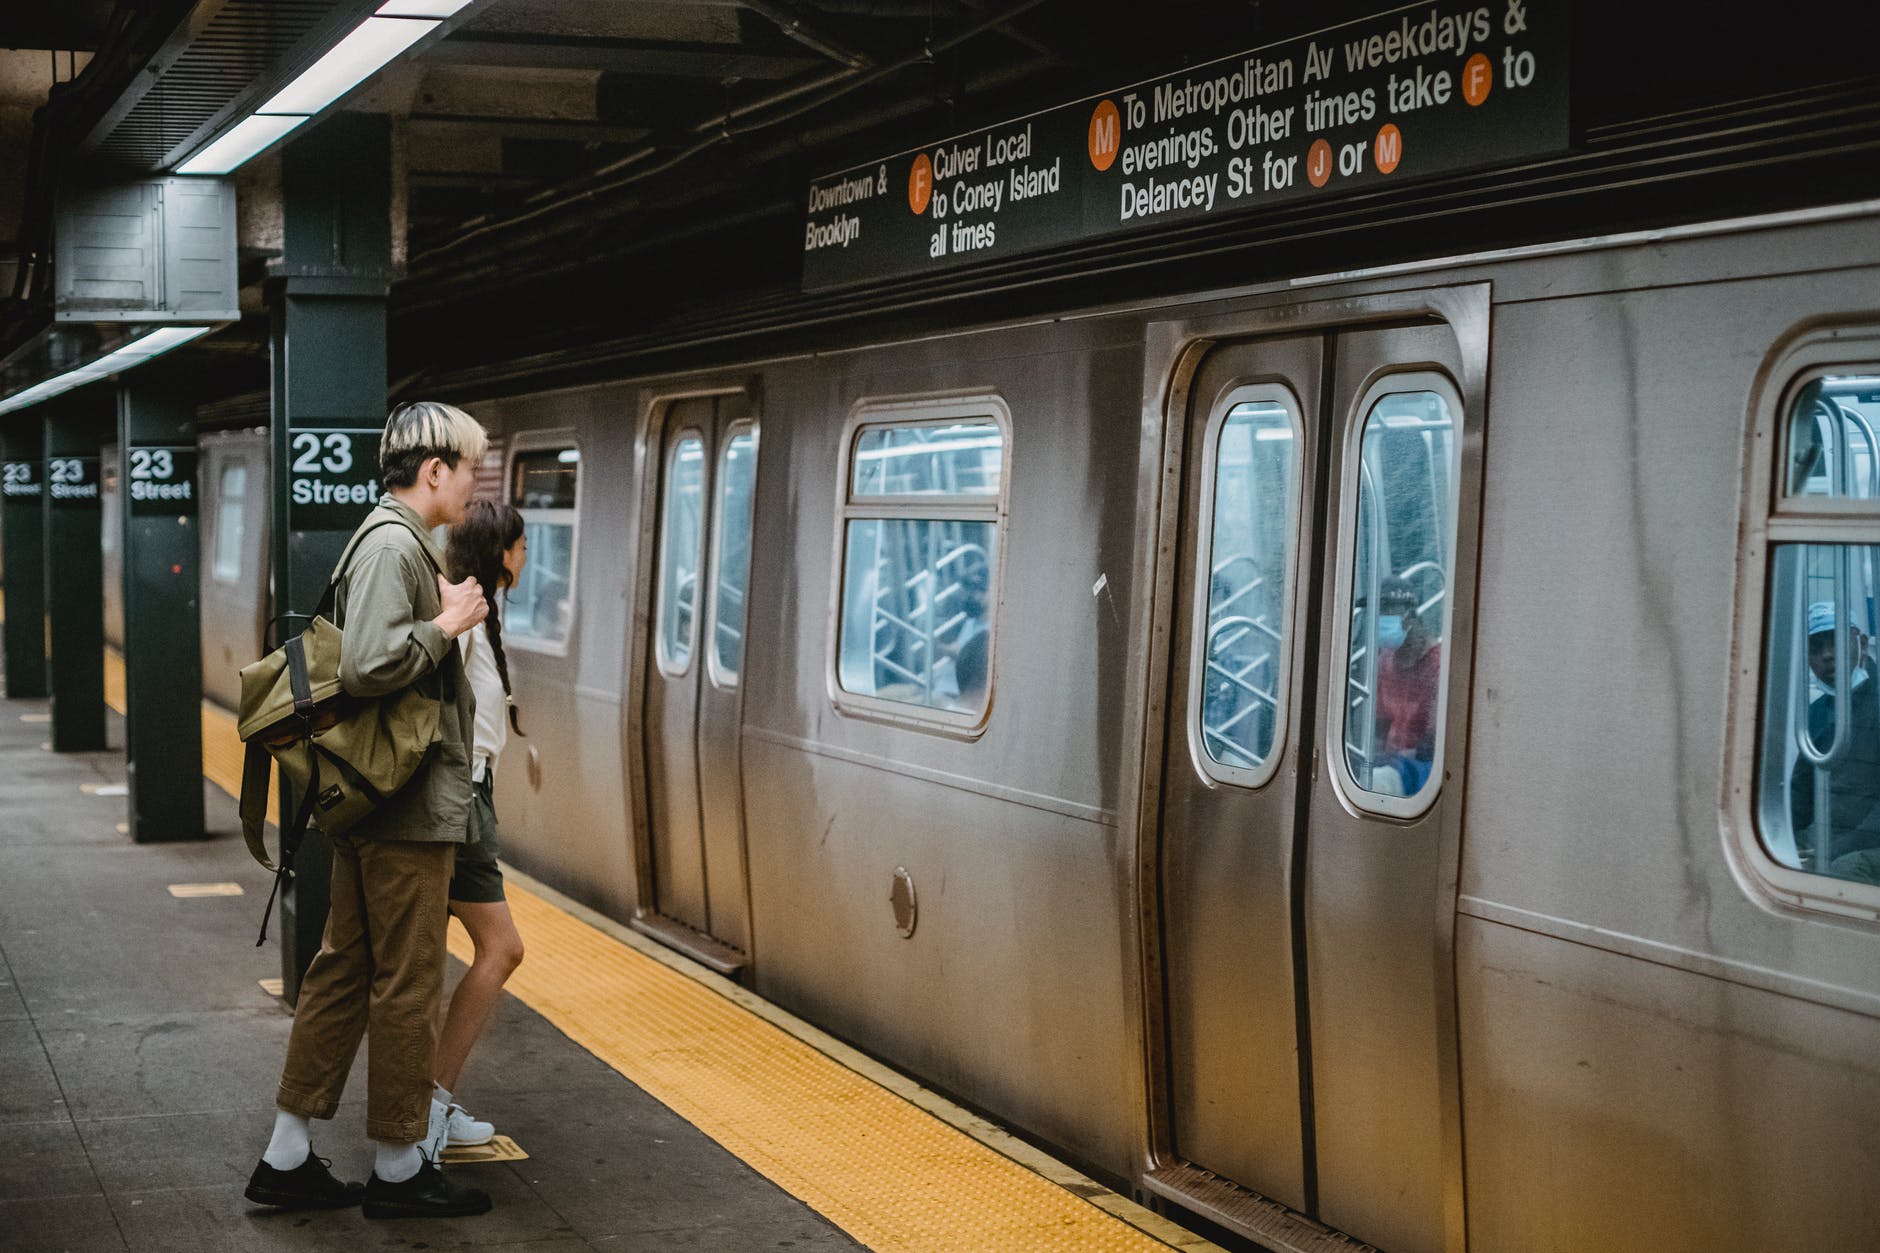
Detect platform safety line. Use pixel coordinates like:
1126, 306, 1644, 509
452, 877, 1218, 1253
102, 643, 1211, 1251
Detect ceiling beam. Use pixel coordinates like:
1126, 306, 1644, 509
425, 32, 819, 80
408, 112, 650, 144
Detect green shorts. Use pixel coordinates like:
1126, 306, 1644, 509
449, 775, 506, 904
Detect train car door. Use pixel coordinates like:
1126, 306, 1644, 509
1153, 312, 1480, 1253
643, 394, 761, 964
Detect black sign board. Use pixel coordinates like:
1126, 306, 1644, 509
126, 446, 198, 517
288, 427, 382, 530
803, 0, 1567, 289
2, 460, 40, 501
45, 455, 100, 508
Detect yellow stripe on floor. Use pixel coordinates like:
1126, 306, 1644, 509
449, 892, 1180, 1253
103, 645, 125, 711
103, 646, 275, 815
109, 641, 1193, 1251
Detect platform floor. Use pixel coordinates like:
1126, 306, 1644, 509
0, 685, 1218, 1253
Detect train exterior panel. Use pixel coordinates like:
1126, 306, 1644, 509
196, 430, 268, 713
739, 327, 1152, 1170
473, 388, 641, 924
181, 202, 1880, 1251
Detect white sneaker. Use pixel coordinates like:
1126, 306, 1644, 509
446, 1104, 495, 1147
425, 1097, 450, 1161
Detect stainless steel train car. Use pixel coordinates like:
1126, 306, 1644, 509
177, 202, 1880, 1252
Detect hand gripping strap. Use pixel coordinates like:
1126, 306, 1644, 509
309, 511, 458, 701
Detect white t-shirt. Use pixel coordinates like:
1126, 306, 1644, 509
458, 621, 508, 783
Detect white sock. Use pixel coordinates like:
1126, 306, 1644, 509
432, 1082, 453, 1106
375, 1140, 423, 1183
262, 1110, 311, 1170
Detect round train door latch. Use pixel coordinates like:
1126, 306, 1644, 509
526, 745, 543, 791
889, 866, 917, 938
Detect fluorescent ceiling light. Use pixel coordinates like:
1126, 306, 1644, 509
258, 17, 436, 116
377, 1, 473, 15
0, 326, 215, 417
109, 325, 215, 359
175, 113, 309, 175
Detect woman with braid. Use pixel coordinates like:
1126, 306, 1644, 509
431, 500, 529, 1149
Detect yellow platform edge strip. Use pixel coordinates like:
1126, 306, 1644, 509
103, 647, 277, 816
104, 643, 1217, 1253
450, 884, 1204, 1253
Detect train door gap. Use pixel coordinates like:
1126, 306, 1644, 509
1286, 331, 1340, 1222
689, 395, 722, 943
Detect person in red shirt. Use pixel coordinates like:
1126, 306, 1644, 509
1373, 576, 1442, 795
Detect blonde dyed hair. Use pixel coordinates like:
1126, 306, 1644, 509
379, 400, 489, 487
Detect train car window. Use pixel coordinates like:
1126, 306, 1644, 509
1756, 374, 1880, 891
834, 407, 1007, 725
707, 424, 759, 687
1339, 385, 1461, 817
1194, 392, 1302, 786
1784, 376, 1880, 500
213, 462, 247, 582
852, 420, 1002, 498
505, 442, 580, 652
655, 434, 706, 675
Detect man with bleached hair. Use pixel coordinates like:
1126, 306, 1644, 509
245, 401, 495, 1219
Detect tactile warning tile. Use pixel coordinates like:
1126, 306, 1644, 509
450, 891, 1179, 1253
168, 882, 244, 897
441, 1134, 529, 1164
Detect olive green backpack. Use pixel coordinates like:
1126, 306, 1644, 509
236, 515, 446, 942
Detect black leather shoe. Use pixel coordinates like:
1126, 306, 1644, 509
244, 1153, 365, 1209
361, 1157, 492, 1220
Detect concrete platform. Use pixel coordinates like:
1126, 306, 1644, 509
0, 691, 862, 1253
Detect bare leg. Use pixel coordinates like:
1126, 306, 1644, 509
434, 900, 524, 1094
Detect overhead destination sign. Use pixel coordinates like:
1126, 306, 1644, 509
801, 0, 1566, 290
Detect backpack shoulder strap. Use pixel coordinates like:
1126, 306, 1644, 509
314, 513, 443, 620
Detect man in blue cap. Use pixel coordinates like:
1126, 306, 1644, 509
1790, 601, 1880, 880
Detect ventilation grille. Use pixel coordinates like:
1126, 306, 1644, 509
91, 2, 349, 169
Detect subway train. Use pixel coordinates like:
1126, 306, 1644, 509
104, 201, 1880, 1252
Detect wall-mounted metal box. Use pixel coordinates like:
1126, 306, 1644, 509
55, 179, 239, 323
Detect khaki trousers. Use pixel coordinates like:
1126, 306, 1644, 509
275, 834, 456, 1143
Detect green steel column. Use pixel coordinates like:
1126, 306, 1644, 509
2, 424, 47, 697
270, 113, 394, 999
117, 384, 205, 842
43, 396, 109, 752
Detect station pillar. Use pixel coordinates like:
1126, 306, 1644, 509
117, 384, 205, 841
42, 396, 109, 751
269, 113, 394, 999
1, 423, 47, 697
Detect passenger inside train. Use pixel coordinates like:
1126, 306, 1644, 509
1761, 379, 1880, 886
1368, 575, 1442, 796
1783, 602, 1880, 880
946, 553, 992, 709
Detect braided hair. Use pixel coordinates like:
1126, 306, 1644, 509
445, 499, 527, 736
